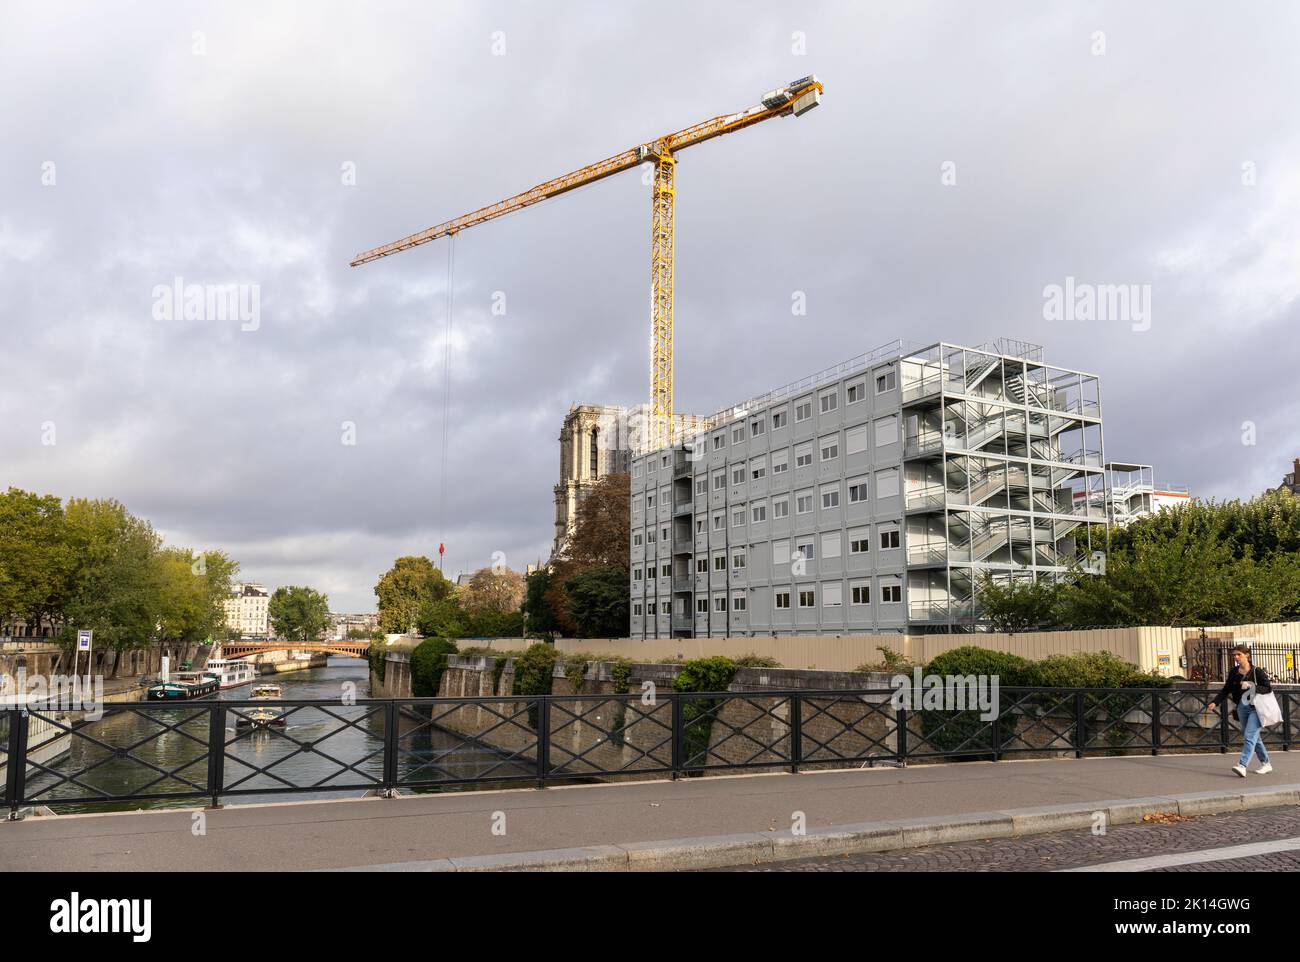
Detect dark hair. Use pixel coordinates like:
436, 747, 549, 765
1233, 643, 1251, 655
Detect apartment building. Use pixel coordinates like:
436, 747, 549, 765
223, 582, 270, 639
629, 339, 1109, 637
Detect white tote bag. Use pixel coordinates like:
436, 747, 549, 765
1250, 669, 1283, 728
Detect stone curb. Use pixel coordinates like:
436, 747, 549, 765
324, 782, 1300, 872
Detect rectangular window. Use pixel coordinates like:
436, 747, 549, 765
661, 601, 671, 615
714, 554, 727, 572
647, 530, 656, 543
661, 563, 671, 578
751, 503, 766, 523
712, 513, 725, 531
772, 409, 788, 430
750, 418, 766, 438
633, 603, 643, 616
751, 462, 766, 481
849, 528, 870, 554
795, 399, 812, 422
846, 424, 868, 456
732, 594, 747, 612
875, 415, 898, 447
795, 443, 813, 468
731, 551, 747, 570
796, 491, 814, 514
634, 532, 643, 547
696, 557, 708, 573
696, 478, 707, 495
697, 597, 708, 613
820, 436, 839, 461
633, 463, 643, 478
772, 497, 790, 519
713, 471, 726, 490
848, 479, 869, 503
732, 506, 746, 527
775, 590, 791, 609
823, 583, 843, 607
646, 566, 654, 580
876, 468, 900, 498
796, 538, 815, 561
713, 433, 725, 450
732, 465, 746, 485
798, 587, 816, 608
851, 583, 871, 605
821, 486, 840, 509
633, 568, 643, 581
819, 389, 838, 414
714, 595, 728, 613
822, 531, 842, 558
876, 367, 897, 394
847, 380, 865, 404
771, 449, 789, 474
882, 583, 902, 603
646, 493, 655, 508
880, 527, 900, 550
731, 424, 745, 444
773, 539, 790, 565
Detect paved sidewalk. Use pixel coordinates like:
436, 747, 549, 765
3, 752, 1297, 871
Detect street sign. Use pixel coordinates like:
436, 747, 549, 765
77, 630, 92, 651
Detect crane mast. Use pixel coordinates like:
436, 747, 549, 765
351, 76, 823, 450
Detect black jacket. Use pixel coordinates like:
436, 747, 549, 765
1213, 664, 1273, 707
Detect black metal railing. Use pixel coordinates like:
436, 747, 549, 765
1189, 642, 1300, 685
4, 687, 1295, 814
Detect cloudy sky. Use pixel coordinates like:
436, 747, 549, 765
3, 1, 1298, 612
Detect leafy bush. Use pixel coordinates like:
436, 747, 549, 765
855, 645, 917, 673
512, 642, 559, 728
672, 657, 740, 771
732, 653, 781, 669
916, 647, 1035, 757
368, 638, 388, 683
409, 637, 458, 697
1027, 651, 1171, 689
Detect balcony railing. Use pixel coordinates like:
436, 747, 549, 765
906, 544, 949, 566
905, 485, 947, 511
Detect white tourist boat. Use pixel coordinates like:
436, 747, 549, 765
203, 658, 258, 690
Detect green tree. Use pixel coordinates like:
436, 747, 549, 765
415, 597, 468, 638
268, 586, 330, 641
61, 498, 162, 662
521, 567, 561, 640
976, 572, 1062, 632
563, 565, 629, 638
156, 548, 238, 644
374, 556, 453, 634
409, 637, 458, 696
0, 488, 74, 633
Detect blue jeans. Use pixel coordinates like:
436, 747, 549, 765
1238, 701, 1270, 767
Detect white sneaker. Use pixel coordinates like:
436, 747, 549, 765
1255, 763, 1273, 775
1232, 764, 1248, 778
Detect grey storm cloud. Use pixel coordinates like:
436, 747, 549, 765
2, 0, 1298, 610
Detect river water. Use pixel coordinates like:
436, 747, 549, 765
21, 658, 522, 813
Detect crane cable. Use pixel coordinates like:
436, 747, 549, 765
438, 232, 456, 572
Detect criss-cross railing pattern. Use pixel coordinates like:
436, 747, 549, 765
4, 688, 1297, 814
798, 693, 899, 765
18, 704, 211, 805
395, 698, 538, 788
546, 695, 673, 778
996, 689, 1079, 756
219, 702, 386, 797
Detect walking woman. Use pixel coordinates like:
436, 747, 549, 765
1208, 644, 1274, 777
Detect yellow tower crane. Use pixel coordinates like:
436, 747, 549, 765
351, 75, 823, 450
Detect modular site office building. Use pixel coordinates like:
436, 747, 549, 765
629, 339, 1109, 638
